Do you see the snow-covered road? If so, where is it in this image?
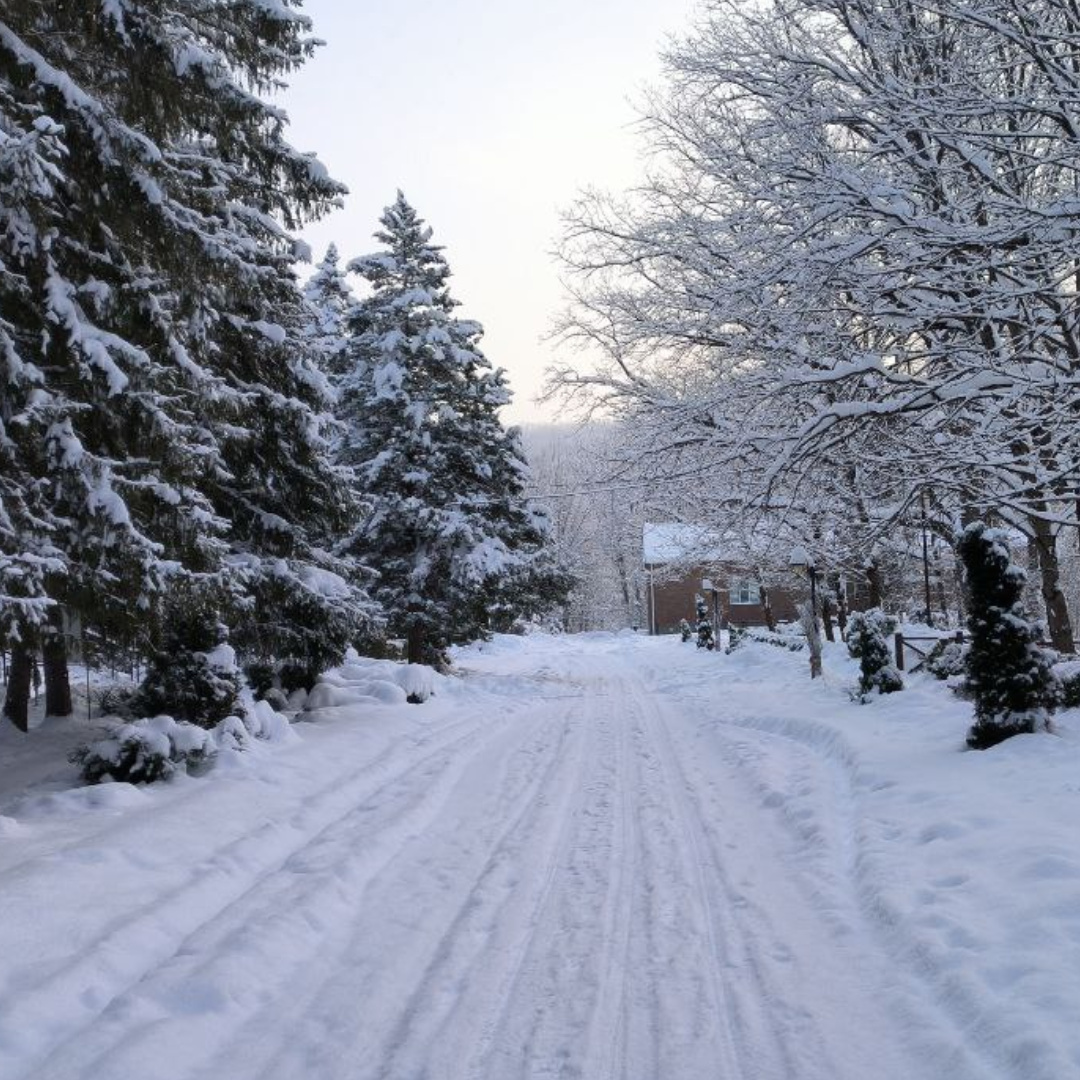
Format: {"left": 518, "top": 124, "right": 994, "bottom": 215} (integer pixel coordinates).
{"left": 0, "top": 633, "right": 1061, "bottom": 1079}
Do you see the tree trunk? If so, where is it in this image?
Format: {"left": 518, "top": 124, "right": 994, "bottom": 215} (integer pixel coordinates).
{"left": 759, "top": 585, "right": 777, "bottom": 632}
{"left": 3, "top": 644, "right": 32, "bottom": 732}
{"left": 821, "top": 594, "right": 836, "bottom": 643}
{"left": 833, "top": 577, "right": 848, "bottom": 636}
{"left": 1030, "top": 517, "right": 1075, "bottom": 653}
{"left": 800, "top": 603, "right": 823, "bottom": 679}
{"left": 866, "top": 558, "right": 884, "bottom": 609}
{"left": 406, "top": 621, "right": 424, "bottom": 666}
{"left": 43, "top": 611, "right": 73, "bottom": 718}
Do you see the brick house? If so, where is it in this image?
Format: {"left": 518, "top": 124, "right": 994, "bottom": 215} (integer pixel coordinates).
{"left": 643, "top": 522, "right": 800, "bottom": 634}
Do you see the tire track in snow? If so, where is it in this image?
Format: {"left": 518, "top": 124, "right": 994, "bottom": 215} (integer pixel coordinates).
{"left": 639, "top": 675, "right": 965, "bottom": 1080}
{"left": 190, "top": 680, "right": 596, "bottom": 1080}
{"left": 468, "top": 674, "right": 640, "bottom": 1080}
{"left": 616, "top": 686, "right": 747, "bottom": 1080}
{"left": 633, "top": 686, "right": 809, "bottom": 1079}
{"left": 6, "top": 637, "right": 1015, "bottom": 1080}
{"left": 696, "top": 719, "right": 1023, "bottom": 1080}
{"left": 7, "top": 709, "right": 518, "bottom": 1080}
{"left": 365, "top": 695, "right": 593, "bottom": 1080}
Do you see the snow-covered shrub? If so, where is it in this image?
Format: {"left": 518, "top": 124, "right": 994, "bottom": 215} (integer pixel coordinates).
{"left": 402, "top": 663, "right": 434, "bottom": 704}
{"left": 136, "top": 646, "right": 240, "bottom": 730}
{"left": 244, "top": 662, "right": 277, "bottom": 700}
{"left": 71, "top": 716, "right": 212, "bottom": 785}
{"left": 846, "top": 609, "right": 897, "bottom": 659}
{"left": 847, "top": 608, "right": 903, "bottom": 696}
{"left": 744, "top": 628, "right": 804, "bottom": 652}
{"left": 94, "top": 683, "right": 141, "bottom": 720}
{"left": 1056, "top": 662, "right": 1080, "bottom": 709}
{"left": 679, "top": 618, "right": 692, "bottom": 643}
{"left": 725, "top": 624, "right": 747, "bottom": 653}
{"left": 278, "top": 659, "right": 315, "bottom": 695}
{"left": 922, "top": 638, "right": 968, "bottom": 681}
{"left": 958, "top": 523, "right": 1058, "bottom": 749}
{"left": 239, "top": 698, "right": 295, "bottom": 743}
{"left": 695, "top": 596, "right": 715, "bottom": 650}
{"left": 135, "top": 608, "right": 241, "bottom": 730}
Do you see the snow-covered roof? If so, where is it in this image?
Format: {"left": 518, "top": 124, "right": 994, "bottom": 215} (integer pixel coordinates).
{"left": 642, "top": 522, "right": 726, "bottom": 566}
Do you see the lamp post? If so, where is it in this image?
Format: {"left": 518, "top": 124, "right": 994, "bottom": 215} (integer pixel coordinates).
{"left": 790, "top": 546, "right": 822, "bottom": 678}
{"left": 789, "top": 547, "right": 819, "bottom": 620}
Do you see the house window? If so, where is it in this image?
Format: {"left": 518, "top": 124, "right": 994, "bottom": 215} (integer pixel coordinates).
{"left": 730, "top": 578, "right": 758, "bottom": 605}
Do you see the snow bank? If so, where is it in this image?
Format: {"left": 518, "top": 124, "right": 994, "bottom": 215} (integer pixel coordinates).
{"left": 305, "top": 654, "right": 450, "bottom": 714}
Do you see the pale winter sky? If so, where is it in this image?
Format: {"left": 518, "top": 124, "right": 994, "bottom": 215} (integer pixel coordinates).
{"left": 282, "top": 0, "right": 696, "bottom": 424}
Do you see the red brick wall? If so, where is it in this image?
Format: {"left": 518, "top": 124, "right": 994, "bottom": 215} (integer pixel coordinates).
{"left": 645, "top": 565, "right": 800, "bottom": 633}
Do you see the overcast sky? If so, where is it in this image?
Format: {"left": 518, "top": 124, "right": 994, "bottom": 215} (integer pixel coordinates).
{"left": 282, "top": 0, "right": 696, "bottom": 424}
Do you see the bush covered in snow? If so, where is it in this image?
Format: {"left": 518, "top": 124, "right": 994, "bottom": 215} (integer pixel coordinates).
{"left": 135, "top": 607, "right": 240, "bottom": 729}
{"left": 94, "top": 683, "right": 141, "bottom": 721}
{"left": 1060, "top": 674, "right": 1080, "bottom": 709}
{"left": 695, "top": 596, "right": 715, "bottom": 650}
{"left": 846, "top": 609, "right": 897, "bottom": 660}
{"left": 70, "top": 716, "right": 213, "bottom": 785}
{"left": 1056, "top": 662, "right": 1080, "bottom": 709}
{"left": 847, "top": 608, "right": 903, "bottom": 696}
{"left": 136, "top": 647, "right": 240, "bottom": 730}
{"left": 958, "top": 523, "right": 1058, "bottom": 750}
{"left": 71, "top": 695, "right": 294, "bottom": 786}
{"left": 679, "top": 619, "right": 693, "bottom": 642}
{"left": 244, "top": 662, "right": 277, "bottom": 701}
{"left": 922, "top": 638, "right": 969, "bottom": 681}
{"left": 743, "top": 628, "right": 804, "bottom": 652}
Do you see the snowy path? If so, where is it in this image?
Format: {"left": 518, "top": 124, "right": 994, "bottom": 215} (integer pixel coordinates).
{"left": 0, "top": 636, "right": 1026, "bottom": 1079}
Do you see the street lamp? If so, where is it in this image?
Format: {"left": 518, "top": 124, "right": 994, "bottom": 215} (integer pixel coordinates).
{"left": 790, "top": 546, "right": 822, "bottom": 678}
{"left": 701, "top": 578, "right": 720, "bottom": 634}
{"left": 789, "top": 547, "right": 819, "bottom": 619}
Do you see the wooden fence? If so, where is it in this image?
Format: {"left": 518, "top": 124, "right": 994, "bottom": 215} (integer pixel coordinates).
{"left": 894, "top": 630, "right": 1065, "bottom": 671}
{"left": 893, "top": 631, "right": 964, "bottom": 672}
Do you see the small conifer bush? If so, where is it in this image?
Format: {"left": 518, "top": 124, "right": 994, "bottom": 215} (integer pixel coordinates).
{"left": 71, "top": 717, "right": 212, "bottom": 785}
{"left": 135, "top": 603, "right": 240, "bottom": 729}
{"left": 847, "top": 608, "right": 903, "bottom": 696}
{"left": 922, "top": 639, "right": 968, "bottom": 680}
{"left": 695, "top": 596, "right": 715, "bottom": 650}
{"left": 847, "top": 609, "right": 897, "bottom": 660}
{"left": 959, "top": 523, "right": 1057, "bottom": 749}
{"left": 1057, "top": 669, "right": 1080, "bottom": 709}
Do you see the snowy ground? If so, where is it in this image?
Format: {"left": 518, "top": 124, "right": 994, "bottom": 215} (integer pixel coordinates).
{"left": 1, "top": 631, "right": 1078, "bottom": 1080}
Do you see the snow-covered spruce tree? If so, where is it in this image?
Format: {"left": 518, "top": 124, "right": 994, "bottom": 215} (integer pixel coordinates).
{"left": 695, "top": 595, "right": 715, "bottom": 650}
{"left": 958, "top": 523, "right": 1057, "bottom": 750}
{"left": 340, "top": 194, "right": 567, "bottom": 666}
{"left": 456, "top": 419, "right": 575, "bottom": 636}
{"left": 303, "top": 244, "right": 355, "bottom": 382}
{"left": 135, "top": 591, "right": 240, "bottom": 729}
{"left": 0, "top": 1, "right": 375, "bottom": 722}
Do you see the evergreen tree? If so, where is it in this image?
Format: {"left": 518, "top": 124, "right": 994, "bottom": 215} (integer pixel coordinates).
{"left": 0, "top": 1, "right": 375, "bottom": 724}
{"left": 135, "top": 593, "right": 240, "bottom": 729}
{"left": 846, "top": 609, "right": 903, "bottom": 697}
{"left": 695, "top": 595, "right": 715, "bottom": 650}
{"left": 340, "top": 193, "right": 566, "bottom": 665}
{"left": 958, "top": 523, "right": 1057, "bottom": 749}
{"left": 303, "top": 244, "right": 356, "bottom": 382}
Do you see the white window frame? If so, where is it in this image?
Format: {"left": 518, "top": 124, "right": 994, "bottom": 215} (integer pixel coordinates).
{"left": 729, "top": 578, "right": 758, "bottom": 606}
